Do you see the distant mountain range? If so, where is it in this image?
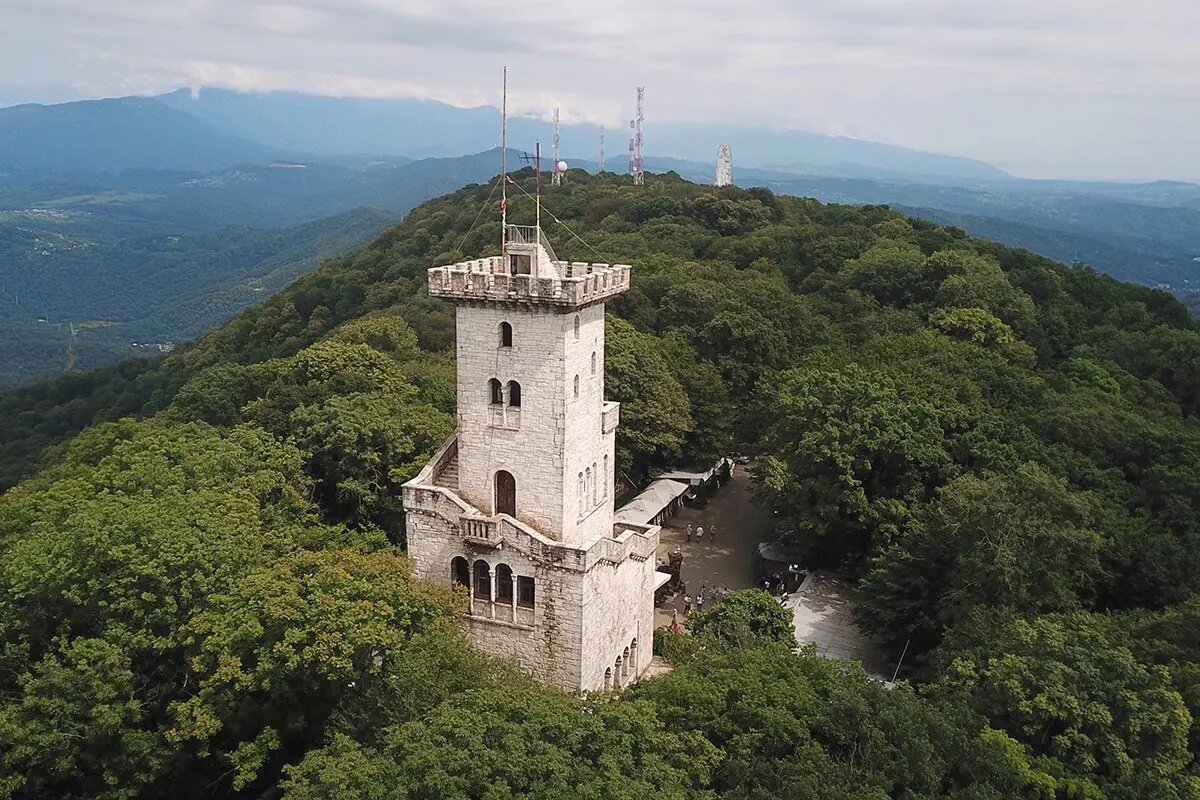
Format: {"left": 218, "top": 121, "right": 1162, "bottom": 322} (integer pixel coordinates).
{"left": 1, "top": 88, "right": 1197, "bottom": 390}
{"left": 1, "top": 89, "right": 1008, "bottom": 180}
{"left": 157, "top": 87, "right": 1010, "bottom": 180}
{"left": 0, "top": 96, "right": 287, "bottom": 172}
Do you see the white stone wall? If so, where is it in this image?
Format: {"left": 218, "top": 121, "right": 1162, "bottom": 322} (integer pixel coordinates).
{"left": 455, "top": 303, "right": 613, "bottom": 547}
{"left": 405, "top": 506, "right": 588, "bottom": 690}
{"left": 580, "top": 538, "right": 660, "bottom": 688}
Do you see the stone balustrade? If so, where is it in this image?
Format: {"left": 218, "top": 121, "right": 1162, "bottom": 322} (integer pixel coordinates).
{"left": 403, "top": 435, "right": 659, "bottom": 573}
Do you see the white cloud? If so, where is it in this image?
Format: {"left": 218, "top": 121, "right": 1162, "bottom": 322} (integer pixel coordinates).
{"left": 2, "top": 0, "right": 1198, "bottom": 179}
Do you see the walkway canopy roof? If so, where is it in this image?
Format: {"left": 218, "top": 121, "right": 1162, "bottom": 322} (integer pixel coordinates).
{"left": 614, "top": 479, "right": 690, "bottom": 526}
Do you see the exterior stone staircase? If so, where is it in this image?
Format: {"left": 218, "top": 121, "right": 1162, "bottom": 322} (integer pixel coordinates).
{"left": 434, "top": 453, "right": 459, "bottom": 490}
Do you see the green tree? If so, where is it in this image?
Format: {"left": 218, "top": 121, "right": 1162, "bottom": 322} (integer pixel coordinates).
{"left": 687, "top": 589, "right": 796, "bottom": 648}
{"left": 932, "top": 609, "right": 1198, "bottom": 799}
{"left": 858, "top": 464, "right": 1106, "bottom": 654}
{"left": 605, "top": 315, "right": 693, "bottom": 474}
{"left": 755, "top": 364, "right": 953, "bottom": 573}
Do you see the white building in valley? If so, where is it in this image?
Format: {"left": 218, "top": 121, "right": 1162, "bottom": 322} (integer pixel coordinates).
{"left": 402, "top": 225, "right": 666, "bottom": 692}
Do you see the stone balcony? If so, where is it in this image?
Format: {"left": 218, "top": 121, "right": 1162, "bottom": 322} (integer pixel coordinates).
{"left": 403, "top": 433, "right": 660, "bottom": 573}
{"left": 428, "top": 257, "right": 631, "bottom": 309}
{"left": 601, "top": 401, "right": 620, "bottom": 434}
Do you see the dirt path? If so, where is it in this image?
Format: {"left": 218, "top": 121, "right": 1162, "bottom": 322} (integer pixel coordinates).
{"left": 654, "top": 464, "right": 774, "bottom": 625}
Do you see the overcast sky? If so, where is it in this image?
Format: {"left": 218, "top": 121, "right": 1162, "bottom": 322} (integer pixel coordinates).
{"left": 2, "top": 0, "right": 1197, "bottom": 181}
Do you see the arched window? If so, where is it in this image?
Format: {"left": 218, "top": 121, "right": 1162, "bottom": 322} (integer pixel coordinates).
{"left": 499, "top": 321, "right": 513, "bottom": 348}
{"left": 496, "top": 564, "right": 514, "bottom": 604}
{"left": 591, "top": 351, "right": 597, "bottom": 375}
{"left": 584, "top": 467, "right": 592, "bottom": 508}
{"left": 604, "top": 668, "right": 612, "bottom": 690}
{"left": 489, "top": 378, "right": 503, "bottom": 405}
{"left": 592, "top": 461, "right": 599, "bottom": 505}
{"left": 573, "top": 315, "right": 580, "bottom": 339}
{"left": 451, "top": 556, "right": 470, "bottom": 588}
{"left": 573, "top": 375, "right": 580, "bottom": 398}
{"left": 603, "top": 455, "right": 609, "bottom": 498}
{"left": 506, "top": 380, "right": 521, "bottom": 408}
{"left": 473, "top": 560, "right": 491, "bottom": 600}
{"left": 614, "top": 656, "right": 622, "bottom": 686}
{"left": 622, "top": 647, "right": 630, "bottom": 680}
{"left": 630, "top": 638, "right": 638, "bottom": 675}
{"left": 495, "top": 470, "right": 516, "bottom": 517}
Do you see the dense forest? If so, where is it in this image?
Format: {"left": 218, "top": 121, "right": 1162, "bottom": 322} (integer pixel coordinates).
{"left": 2, "top": 171, "right": 1199, "bottom": 798}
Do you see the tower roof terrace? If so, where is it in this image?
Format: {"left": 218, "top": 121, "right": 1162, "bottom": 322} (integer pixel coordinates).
{"left": 427, "top": 225, "right": 631, "bottom": 309}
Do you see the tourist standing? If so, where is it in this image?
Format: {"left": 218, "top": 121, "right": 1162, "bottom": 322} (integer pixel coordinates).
{"left": 696, "top": 525, "right": 704, "bottom": 544}
{"left": 683, "top": 594, "right": 692, "bottom": 614}
{"left": 686, "top": 523, "right": 693, "bottom": 543}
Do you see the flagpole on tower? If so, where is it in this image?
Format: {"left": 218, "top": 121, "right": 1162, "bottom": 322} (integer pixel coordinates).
{"left": 500, "top": 67, "right": 508, "bottom": 252}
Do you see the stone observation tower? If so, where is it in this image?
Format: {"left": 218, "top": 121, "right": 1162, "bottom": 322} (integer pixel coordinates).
{"left": 402, "top": 224, "right": 665, "bottom": 692}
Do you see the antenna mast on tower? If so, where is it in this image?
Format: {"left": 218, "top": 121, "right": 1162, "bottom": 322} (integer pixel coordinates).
{"left": 551, "top": 107, "right": 562, "bottom": 186}
{"left": 629, "top": 86, "right": 645, "bottom": 186}
{"left": 500, "top": 67, "right": 508, "bottom": 252}
{"left": 715, "top": 143, "right": 732, "bottom": 187}
{"left": 598, "top": 127, "right": 605, "bottom": 173}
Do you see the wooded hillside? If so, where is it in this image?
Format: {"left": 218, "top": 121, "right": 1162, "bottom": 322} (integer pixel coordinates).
{"left": 2, "top": 172, "right": 1198, "bottom": 799}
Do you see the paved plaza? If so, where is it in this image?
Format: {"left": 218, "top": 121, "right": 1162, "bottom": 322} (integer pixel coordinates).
{"left": 653, "top": 464, "right": 771, "bottom": 625}
{"left": 646, "top": 466, "right": 889, "bottom": 677}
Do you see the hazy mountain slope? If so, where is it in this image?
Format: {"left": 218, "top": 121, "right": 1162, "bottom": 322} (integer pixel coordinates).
{"left": 0, "top": 96, "right": 287, "bottom": 172}
{"left": 159, "top": 87, "right": 1007, "bottom": 179}
{"left": 0, "top": 207, "right": 398, "bottom": 390}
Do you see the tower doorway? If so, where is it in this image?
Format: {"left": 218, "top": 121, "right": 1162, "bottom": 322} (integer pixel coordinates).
{"left": 495, "top": 470, "right": 516, "bottom": 517}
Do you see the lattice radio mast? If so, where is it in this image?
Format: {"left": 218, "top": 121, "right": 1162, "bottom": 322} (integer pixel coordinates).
{"left": 598, "top": 127, "right": 605, "bottom": 173}
{"left": 629, "top": 86, "right": 644, "bottom": 186}
{"left": 715, "top": 143, "right": 732, "bottom": 187}
{"left": 551, "top": 107, "right": 563, "bottom": 186}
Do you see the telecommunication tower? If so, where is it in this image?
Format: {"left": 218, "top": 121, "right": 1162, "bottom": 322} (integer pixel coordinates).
{"left": 629, "top": 87, "right": 644, "bottom": 186}
{"left": 715, "top": 144, "right": 732, "bottom": 187}
{"left": 551, "top": 107, "right": 563, "bottom": 186}
{"left": 598, "top": 127, "right": 605, "bottom": 173}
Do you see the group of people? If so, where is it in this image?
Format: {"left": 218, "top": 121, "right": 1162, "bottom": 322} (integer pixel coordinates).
{"left": 681, "top": 583, "right": 729, "bottom": 615}
{"left": 683, "top": 522, "right": 716, "bottom": 543}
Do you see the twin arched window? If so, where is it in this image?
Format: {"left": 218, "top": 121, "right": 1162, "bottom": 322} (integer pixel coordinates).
{"left": 489, "top": 379, "right": 521, "bottom": 407}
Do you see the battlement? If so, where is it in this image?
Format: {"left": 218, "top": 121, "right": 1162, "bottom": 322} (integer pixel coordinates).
{"left": 428, "top": 257, "right": 630, "bottom": 309}
{"left": 427, "top": 224, "right": 630, "bottom": 309}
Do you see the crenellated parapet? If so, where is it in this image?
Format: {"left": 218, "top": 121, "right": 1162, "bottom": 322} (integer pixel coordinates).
{"left": 428, "top": 258, "right": 630, "bottom": 309}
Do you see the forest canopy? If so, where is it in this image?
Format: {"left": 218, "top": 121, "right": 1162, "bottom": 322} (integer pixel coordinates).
{"left": 1, "top": 170, "right": 1199, "bottom": 798}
